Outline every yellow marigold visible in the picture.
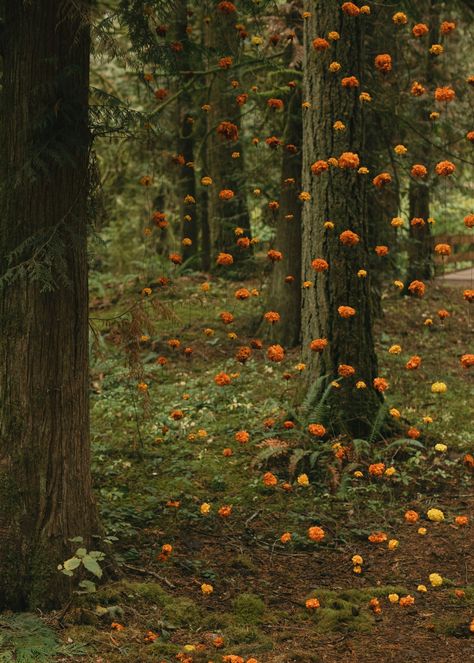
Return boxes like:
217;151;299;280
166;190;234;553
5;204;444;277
431;381;447;393
394;144;407;155
297;473;310;486
329;61;341;72
390;408;401;418
427;508;444;522
328;31;340;40
201;583;213;594
429;573;443;587
359;92;372;102
392;12;407;25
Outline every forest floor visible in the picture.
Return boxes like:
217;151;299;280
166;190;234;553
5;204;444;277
10;273;474;663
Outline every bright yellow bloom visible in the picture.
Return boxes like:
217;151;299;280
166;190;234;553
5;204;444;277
429;573;443;587
427;508;444;522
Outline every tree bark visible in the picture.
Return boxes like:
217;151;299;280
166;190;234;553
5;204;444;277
205;8;252;269
266;88;302;347
0;0;100;610
301;0;382;436
174;0;199;264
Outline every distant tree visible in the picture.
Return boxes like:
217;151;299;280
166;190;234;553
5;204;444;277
301;0;382;436
204;4;252;269
265;2;303;347
0;0;100;609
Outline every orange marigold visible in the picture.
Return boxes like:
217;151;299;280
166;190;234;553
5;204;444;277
375;54;392;73
264;311;280;324
461;354;474;368
338;364;355;377
214;372;231;386
338;152;360;169
217;1;236;13
267;344;285;362
217;121;239;141
404;510;419;523
267;249;283;261
263;471;278;487
375;245;389;256
411;164;428;178
435;160;456;176
440;20;456;34
219;311;234;324
342;2;360;16
406;355;422;370
373;172;392;188
311;258;329;272
216;252;234;266
310;338;328;352
340;230;360;245
411;81;426;97
308;526;325;542
308;423;326;437
434;86;455;102
311;159;329;175
338;305;356;318
312;37;330;51
373;377;389;392
369;463;385;476
412;23;429;37
434;243;451;256
219;189;235;200
368;531;387;543
341;76;360;88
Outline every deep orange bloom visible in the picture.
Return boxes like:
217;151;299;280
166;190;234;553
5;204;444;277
434;86;455;102
267;98;284;110
264;311;280;324
368;531;387;543
369;462;385;476
267;344;285;362
214;372;231;386
342;2;360;16
412;23;429;37
435;160;456;176
404;510;419;523
340;230;360;245
406;356;421;370
338;152;360;169
216;252;234;266
338;364;355;377
411;81;426;97
341;76;360;88
440;20;456;34
375;245;389;256
217;1;236;13
310;338;328;352
338;306;356;318
311;160;329;175
312;37;330;51
375;54;392;73
461;354;474;368
464;215;474;228
308;526;325;541
434;243;451;256
217;121;239;141
311;258;329;272
267;249;283;261
219;189;234;200
411;164;428;178
408;280;426;297
373;172;392;188
308;423;326;437
373;377;389;392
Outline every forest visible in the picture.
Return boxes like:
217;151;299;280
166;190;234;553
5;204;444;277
0;0;473;661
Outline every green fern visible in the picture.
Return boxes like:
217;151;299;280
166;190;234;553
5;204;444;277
0;614;58;663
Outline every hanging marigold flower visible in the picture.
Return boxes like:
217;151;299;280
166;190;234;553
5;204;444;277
411;164;428;178
329;61;342;72
412;23;429;37
308;423;326;437
373;172;392;188
338;364;355;377
308;526;325;542
237;237;250;249
265;136;281;149
464;289;474;302
310;338;328;352
375;245;389;256
267;344;285;362
375;54;392;73
219;189;235;200
338;152;360;169
311;258;329;272
461;354;474;368
216;252;234;266
435;160;456;176
360;5;370;14
328;31;340;41
299;191;311;202
359;92;372;102
267;249;283;262
392;12;408;25
236;93;249;106
264;311;280;324
434;243;451;256
430;44;444;55
312;37;330;51
410;217;425;227
154;88;168;101
464;214;474;228
218;56;233;69
340;230;360;245
411;81;428;99
217;121;238;141
373;377;389;392
333;120;346;131
341;76;360;88
311;160;329;175
169;252;183;265
217;1;236;13
267;98;284;110
342;2;360;16
440;20;456;34
357;269;367;278
394;144;408;155
338;305;356;318
435;86;455;102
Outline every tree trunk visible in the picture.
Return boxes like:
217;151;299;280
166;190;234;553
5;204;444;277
301;0;382;437
205;8;252;269
405;0;440;287
265;84;302;347
175;0;199;264
0;0;100;610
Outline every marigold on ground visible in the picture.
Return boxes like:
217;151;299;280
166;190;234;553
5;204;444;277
308;423;326;437
308;526;325;541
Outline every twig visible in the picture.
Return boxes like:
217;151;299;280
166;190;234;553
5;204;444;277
122;562;176;589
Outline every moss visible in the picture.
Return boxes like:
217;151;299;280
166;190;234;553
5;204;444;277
161;596;201;628
232;593;266;625
432;615;472;637
223;625;273;655
230;554;258;573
